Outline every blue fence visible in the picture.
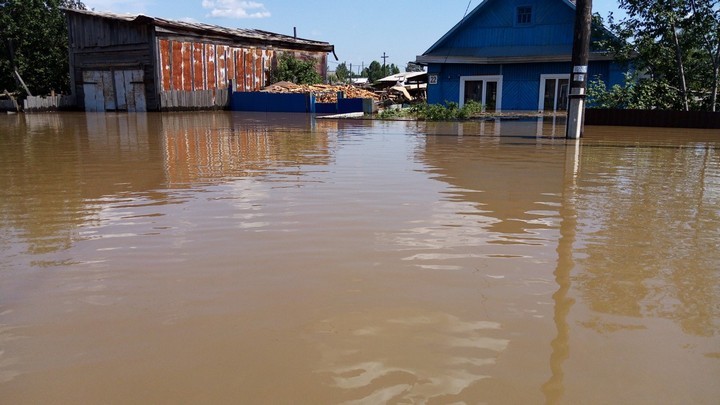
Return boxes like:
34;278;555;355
230;91;371;114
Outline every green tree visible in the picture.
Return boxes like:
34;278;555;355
687;0;720;111
587;72;678;109
361;61;383;82
335;62;350;82
269;53;322;85
387;63;400;76
605;0;720;111
360;61;402;83
0;0;85;96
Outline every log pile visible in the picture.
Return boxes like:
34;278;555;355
262;81;379;103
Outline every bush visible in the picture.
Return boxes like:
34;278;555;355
269;53;321;85
407;100;484;121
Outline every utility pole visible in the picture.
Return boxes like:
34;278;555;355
381;52;389;75
565;0;592;139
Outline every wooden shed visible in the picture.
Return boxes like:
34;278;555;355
63;9;335;112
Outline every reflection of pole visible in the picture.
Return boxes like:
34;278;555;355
565;0;592;139
542;139;580;404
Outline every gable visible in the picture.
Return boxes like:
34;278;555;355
420;0;583;61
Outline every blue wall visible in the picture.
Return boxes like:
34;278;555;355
428;60;625;110
423;0;628;111
430;0;576;58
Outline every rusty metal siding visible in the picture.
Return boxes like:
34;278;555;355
193;43;205;91
181;42;193;91
245;49;254;91
171;41;183;91
206;44;217;89
157;38;298;93
226;47;235;89
236;49;246;91
159;39;172;92
217;45;228;89
254;49;263;91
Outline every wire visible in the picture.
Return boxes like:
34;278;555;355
464;0;473;18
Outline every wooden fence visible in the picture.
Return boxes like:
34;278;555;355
23;95;76;112
586;108;720;129
159;89;229;111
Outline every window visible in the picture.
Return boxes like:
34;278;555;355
517;6;532;25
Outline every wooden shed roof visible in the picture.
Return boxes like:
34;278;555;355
63;8;335;54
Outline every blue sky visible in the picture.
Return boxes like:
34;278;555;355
83;0;624;73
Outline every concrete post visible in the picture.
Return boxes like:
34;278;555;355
566;0;592;139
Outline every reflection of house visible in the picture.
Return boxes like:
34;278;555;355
162;113;334;185
416;0;624;112
63;9;335;112
420;131;565;235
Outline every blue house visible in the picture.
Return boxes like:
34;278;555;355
416;0;625;112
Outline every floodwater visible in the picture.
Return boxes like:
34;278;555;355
0;112;718;404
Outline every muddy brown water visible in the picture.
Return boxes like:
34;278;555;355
0;112;718;404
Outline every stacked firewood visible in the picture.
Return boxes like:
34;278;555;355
262;82;379;103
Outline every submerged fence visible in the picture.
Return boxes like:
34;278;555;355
23;95;76;112
159;89;229;111
586;108;720;129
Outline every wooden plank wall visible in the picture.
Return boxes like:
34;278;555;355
159;89;229;110
67;13;157;110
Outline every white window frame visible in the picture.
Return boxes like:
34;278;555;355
538;74;571;112
459;75;503;112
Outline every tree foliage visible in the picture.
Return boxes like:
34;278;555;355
598;0;720;111
360;61;401;83
0;0;85;96
269;53;322;85
587;72;679;109
335;62;350;82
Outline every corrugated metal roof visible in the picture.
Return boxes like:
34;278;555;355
377;71;427;83
62;8;334;52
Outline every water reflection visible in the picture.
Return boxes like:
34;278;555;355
0;112;341;256
0;114;718;403
573;133;720;338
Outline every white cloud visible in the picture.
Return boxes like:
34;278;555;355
202;0;271;19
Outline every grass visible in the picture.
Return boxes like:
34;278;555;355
377;100;485;121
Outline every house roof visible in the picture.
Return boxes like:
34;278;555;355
376;71;427;83
416;0;611;64
62;8;335;54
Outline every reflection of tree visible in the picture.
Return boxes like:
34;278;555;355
0;113;165;254
574;143;720;337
